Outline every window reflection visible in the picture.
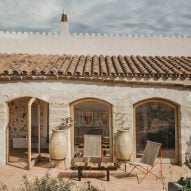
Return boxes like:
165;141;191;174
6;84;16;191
74;101;111;161
136;102;175;159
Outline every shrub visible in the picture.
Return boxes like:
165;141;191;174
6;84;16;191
19;174;75;191
0;174;103;191
178;177;191;191
79;181;100;191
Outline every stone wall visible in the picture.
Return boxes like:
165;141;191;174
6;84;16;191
0;80;190;166
0;103;8;165
181;100;191;164
0;32;191;56
8;97;47;146
8;97;30;142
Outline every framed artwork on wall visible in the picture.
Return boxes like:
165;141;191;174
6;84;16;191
99;112;109;125
81;112;93;125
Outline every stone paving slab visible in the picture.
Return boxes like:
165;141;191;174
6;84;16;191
0;164;191;191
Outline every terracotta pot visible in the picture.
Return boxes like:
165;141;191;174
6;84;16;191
114;128;133;161
49;129;67;160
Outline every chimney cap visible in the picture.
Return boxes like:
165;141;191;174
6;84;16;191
61;10;68;22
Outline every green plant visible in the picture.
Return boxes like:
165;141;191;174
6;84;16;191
55;117;73;130
185;162;191;169
0;174;104;191
19;173;75;191
178;177;191;191
79;181;101;191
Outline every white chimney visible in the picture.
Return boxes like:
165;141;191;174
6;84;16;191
61;10;69;34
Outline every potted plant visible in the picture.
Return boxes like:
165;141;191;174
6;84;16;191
168;176;191;191
168;181;183;191
49;117;73;160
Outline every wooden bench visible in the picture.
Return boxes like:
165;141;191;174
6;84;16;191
71;135;117;181
71;162;117;181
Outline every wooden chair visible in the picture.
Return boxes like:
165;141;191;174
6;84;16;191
83;134;102;163
71;134;102;166
71;135;117;181
127;140;162;184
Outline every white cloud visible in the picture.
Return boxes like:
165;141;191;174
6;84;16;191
0;0;63;31
0;0;191;35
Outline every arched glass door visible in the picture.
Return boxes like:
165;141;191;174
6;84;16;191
135;101;177;163
71;99;112;162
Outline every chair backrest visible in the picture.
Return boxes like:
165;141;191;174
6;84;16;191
141;141;161;167
83;135;102;158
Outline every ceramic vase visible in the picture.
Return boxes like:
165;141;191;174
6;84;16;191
115;128;133;161
49;129;67;160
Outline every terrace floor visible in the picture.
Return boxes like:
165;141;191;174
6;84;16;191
0;160;191;191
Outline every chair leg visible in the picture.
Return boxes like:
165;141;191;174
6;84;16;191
137;166;160;178
64;159;66;170
106;169;110;181
127;165;137;177
138;171;149;184
129;166;149;184
78;168;82;181
49;157;52;169
128;165;161;184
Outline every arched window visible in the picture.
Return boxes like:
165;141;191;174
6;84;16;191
70;98;113;161
135;100;177;163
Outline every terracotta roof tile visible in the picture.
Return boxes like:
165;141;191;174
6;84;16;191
59;55;72;74
163;56;189;74
118;55;132;75
142;56;164;75
155;56;176;75
67;55;79;75
0;54;190;80
138;56;160;75
92;55;99;76
84;55;92;76
149;56;170;74
172;57;191;72
106;56;116;76
112;56;124;76
179;57;191;68
53;56;65;74
133;56;151;75
124;56;140;75
75;55;85;76
99;55;108;76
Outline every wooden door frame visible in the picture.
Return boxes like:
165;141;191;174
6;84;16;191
28;98;41;169
6;97;49;170
69;98;113;161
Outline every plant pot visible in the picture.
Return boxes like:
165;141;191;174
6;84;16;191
114;128;133;161
49;129;67;160
168;182;183;191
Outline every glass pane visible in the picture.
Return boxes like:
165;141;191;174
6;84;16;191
74;101;110;160
136;102;175;159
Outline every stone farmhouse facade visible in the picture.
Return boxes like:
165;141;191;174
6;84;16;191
0;13;191;168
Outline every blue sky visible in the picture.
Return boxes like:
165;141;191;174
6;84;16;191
0;0;191;35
